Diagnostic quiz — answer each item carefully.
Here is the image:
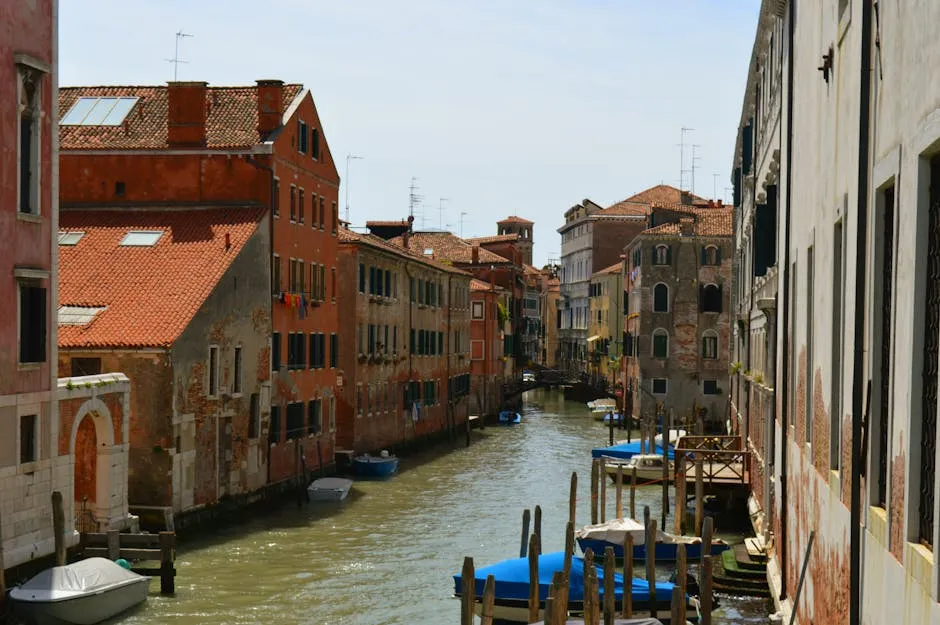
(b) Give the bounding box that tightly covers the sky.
[59,1,760,268]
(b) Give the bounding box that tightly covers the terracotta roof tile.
[639,207,733,238]
[598,200,650,217]
[496,215,534,225]
[470,278,506,292]
[339,229,470,276]
[593,262,623,276]
[58,84,303,150]
[466,233,520,245]
[58,207,264,349]
[387,231,509,265]
[623,184,705,205]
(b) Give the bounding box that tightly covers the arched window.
[654,244,671,265]
[700,283,722,313]
[653,283,669,312]
[702,330,719,359]
[652,328,669,359]
[702,245,721,266]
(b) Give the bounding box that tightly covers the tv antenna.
[459,211,468,238]
[691,144,701,196]
[408,177,423,218]
[676,127,694,192]
[344,154,363,223]
[438,198,449,231]
[165,30,193,81]
[713,173,720,201]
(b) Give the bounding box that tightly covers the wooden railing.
[675,435,750,485]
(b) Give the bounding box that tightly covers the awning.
[586,335,601,343]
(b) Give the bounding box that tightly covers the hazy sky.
[59,1,759,267]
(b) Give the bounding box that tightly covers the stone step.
[732,543,768,571]
[744,537,768,561]
[721,549,768,582]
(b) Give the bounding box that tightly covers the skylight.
[57,231,85,246]
[58,306,106,326]
[61,97,139,126]
[119,230,163,247]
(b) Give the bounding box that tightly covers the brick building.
[57,208,271,522]
[495,215,534,267]
[588,262,623,389]
[57,78,340,513]
[541,273,561,367]
[336,229,471,452]
[470,279,509,417]
[622,204,732,429]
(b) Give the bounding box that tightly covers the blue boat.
[453,551,685,623]
[352,453,399,477]
[591,441,675,461]
[498,411,522,425]
[575,518,729,562]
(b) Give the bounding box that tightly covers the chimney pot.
[256,79,285,137]
[472,245,480,264]
[167,81,208,147]
[718,199,723,207]
[402,231,410,249]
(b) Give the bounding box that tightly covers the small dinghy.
[10,557,150,625]
[498,410,522,425]
[307,477,354,501]
[602,454,674,485]
[352,451,400,477]
[575,517,729,562]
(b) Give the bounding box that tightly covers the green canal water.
[119,389,770,624]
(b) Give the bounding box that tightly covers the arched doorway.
[69,399,115,532]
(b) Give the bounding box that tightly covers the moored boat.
[307,477,354,501]
[498,410,522,425]
[603,454,674,485]
[453,551,686,624]
[352,451,400,477]
[575,517,729,562]
[10,557,150,625]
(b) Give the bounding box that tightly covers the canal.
[123,389,769,624]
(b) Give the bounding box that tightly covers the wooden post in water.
[159,531,176,594]
[480,574,496,625]
[534,505,542,544]
[701,516,714,571]
[603,547,615,625]
[695,457,705,536]
[701,554,714,625]
[670,586,682,625]
[615,465,623,519]
[107,529,120,560]
[583,549,597,625]
[562,521,574,614]
[316,438,324,478]
[528,535,540,624]
[550,570,567,625]
[599,457,606,523]
[608,410,615,446]
[674,455,686,535]
[661,411,671,528]
[630,466,637,519]
[460,557,475,625]
[569,471,578,528]
[51,491,65,566]
[676,543,687,624]
[645,517,657,619]
[520,508,531,558]
[591,459,599,525]
[622,533,634,618]
[643,505,650,534]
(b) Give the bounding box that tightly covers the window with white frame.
[702,331,718,359]
[17,60,45,216]
[652,328,668,359]
[654,245,671,265]
[472,301,485,319]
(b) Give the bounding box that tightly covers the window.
[356,384,363,416]
[369,266,376,295]
[70,357,101,377]
[805,246,814,444]
[702,332,718,359]
[311,127,320,159]
[832,219,845,470]
[286,402,305,440]
[208,345,220,396]
[652,329,668,359]
[308,399,322,435]
[273,178,280,218]
[652,379,667,395]
[329,396,336,432]
[311,194,319,228]
[368,324,376,355]
[385,270,391,298]
[290,185,297,222]
[438,331,444,355]
[332,267,337,299]
[319,265,326,301]
[876,186,895,506]
[359,263,366,293]
[376,267,384,296]
[702,245,721,266]
[119,231,162,246]
[249,393,260,438]
[653,245,671,265]
[330,333,338,368]
[332,202,338,235]
[19,283,46,364]
[298,120,308,154]
[18,63,43,215]
[59,306,105,327]
[393,326,398,352]
[700,284,722,313]
[20,414,37,464]
[410,277,416,302]
[298,189,305,224]
[319,197,325,230]
[58,231,85,246]
[653,283,669,313]
[269,404,281,444]
[61,96,137,125]
[272,332,281,371]
[272,254,281,294]
[703,380,720,395]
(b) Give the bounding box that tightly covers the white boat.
[307,477,354,502]
[10,557,150,625]
[602,454,674,485]
[587,398,617,411]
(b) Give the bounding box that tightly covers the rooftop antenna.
[676,126,694,191]
[691,144,701,196]
[438,197,449,231]
[165,30,193,82]
[459,211,468,238]
[408,177,422,218]
[713,173,720,201]
[344,154,363,223]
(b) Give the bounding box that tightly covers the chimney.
[680,190,693,205]
[402,231,410,249]
[680,218,695,237]
[256,79,284,137]
[717,199,723,207]
[167,81,207,146]
[472,245,480,264]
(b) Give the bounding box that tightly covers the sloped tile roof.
[58,84,303,150]
[466,233,520,245]
[496,215,534,225]
[58,207,264,349]
[593,262,624,276]
[598,200,650,217]
[339,229,470,276]
[470,278,506,292]
[639,207,733,238]
[387,231,509,265]
[624,184,705,205]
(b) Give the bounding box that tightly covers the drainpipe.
[404,263,414,442]
[850,2,874,625]
[778,0,796,600]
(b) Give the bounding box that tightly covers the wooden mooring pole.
[480,574,496,625]
[603,547,615,625]
[630,466,637,519]
[701,554,714,625]
[645,516,657,619]
[695,457,705,536]
[569,471,578,528]
[159,531,176,594]
[52,491,66,566]
[528,534,541,623]
[615,465,623,519]
[583,549,597,625]
[676,542,687,624]
[599,457,606,523]
[622,533,634,618]
[520,509,531,558]
[674,454,686,535]
[591,459,599,525]
[534,504,542,544]
[701,516,714,572]
[460,557,475,625]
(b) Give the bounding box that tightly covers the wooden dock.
[79,530,176,594]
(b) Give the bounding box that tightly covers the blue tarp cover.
[590,442,675,460]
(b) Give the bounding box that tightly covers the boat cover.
[575,518,701,546]
[453,551,676,602]
[591,441,675,460]
[11,557,145,602]
[309,477,354,489]
[532,620,663,625]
